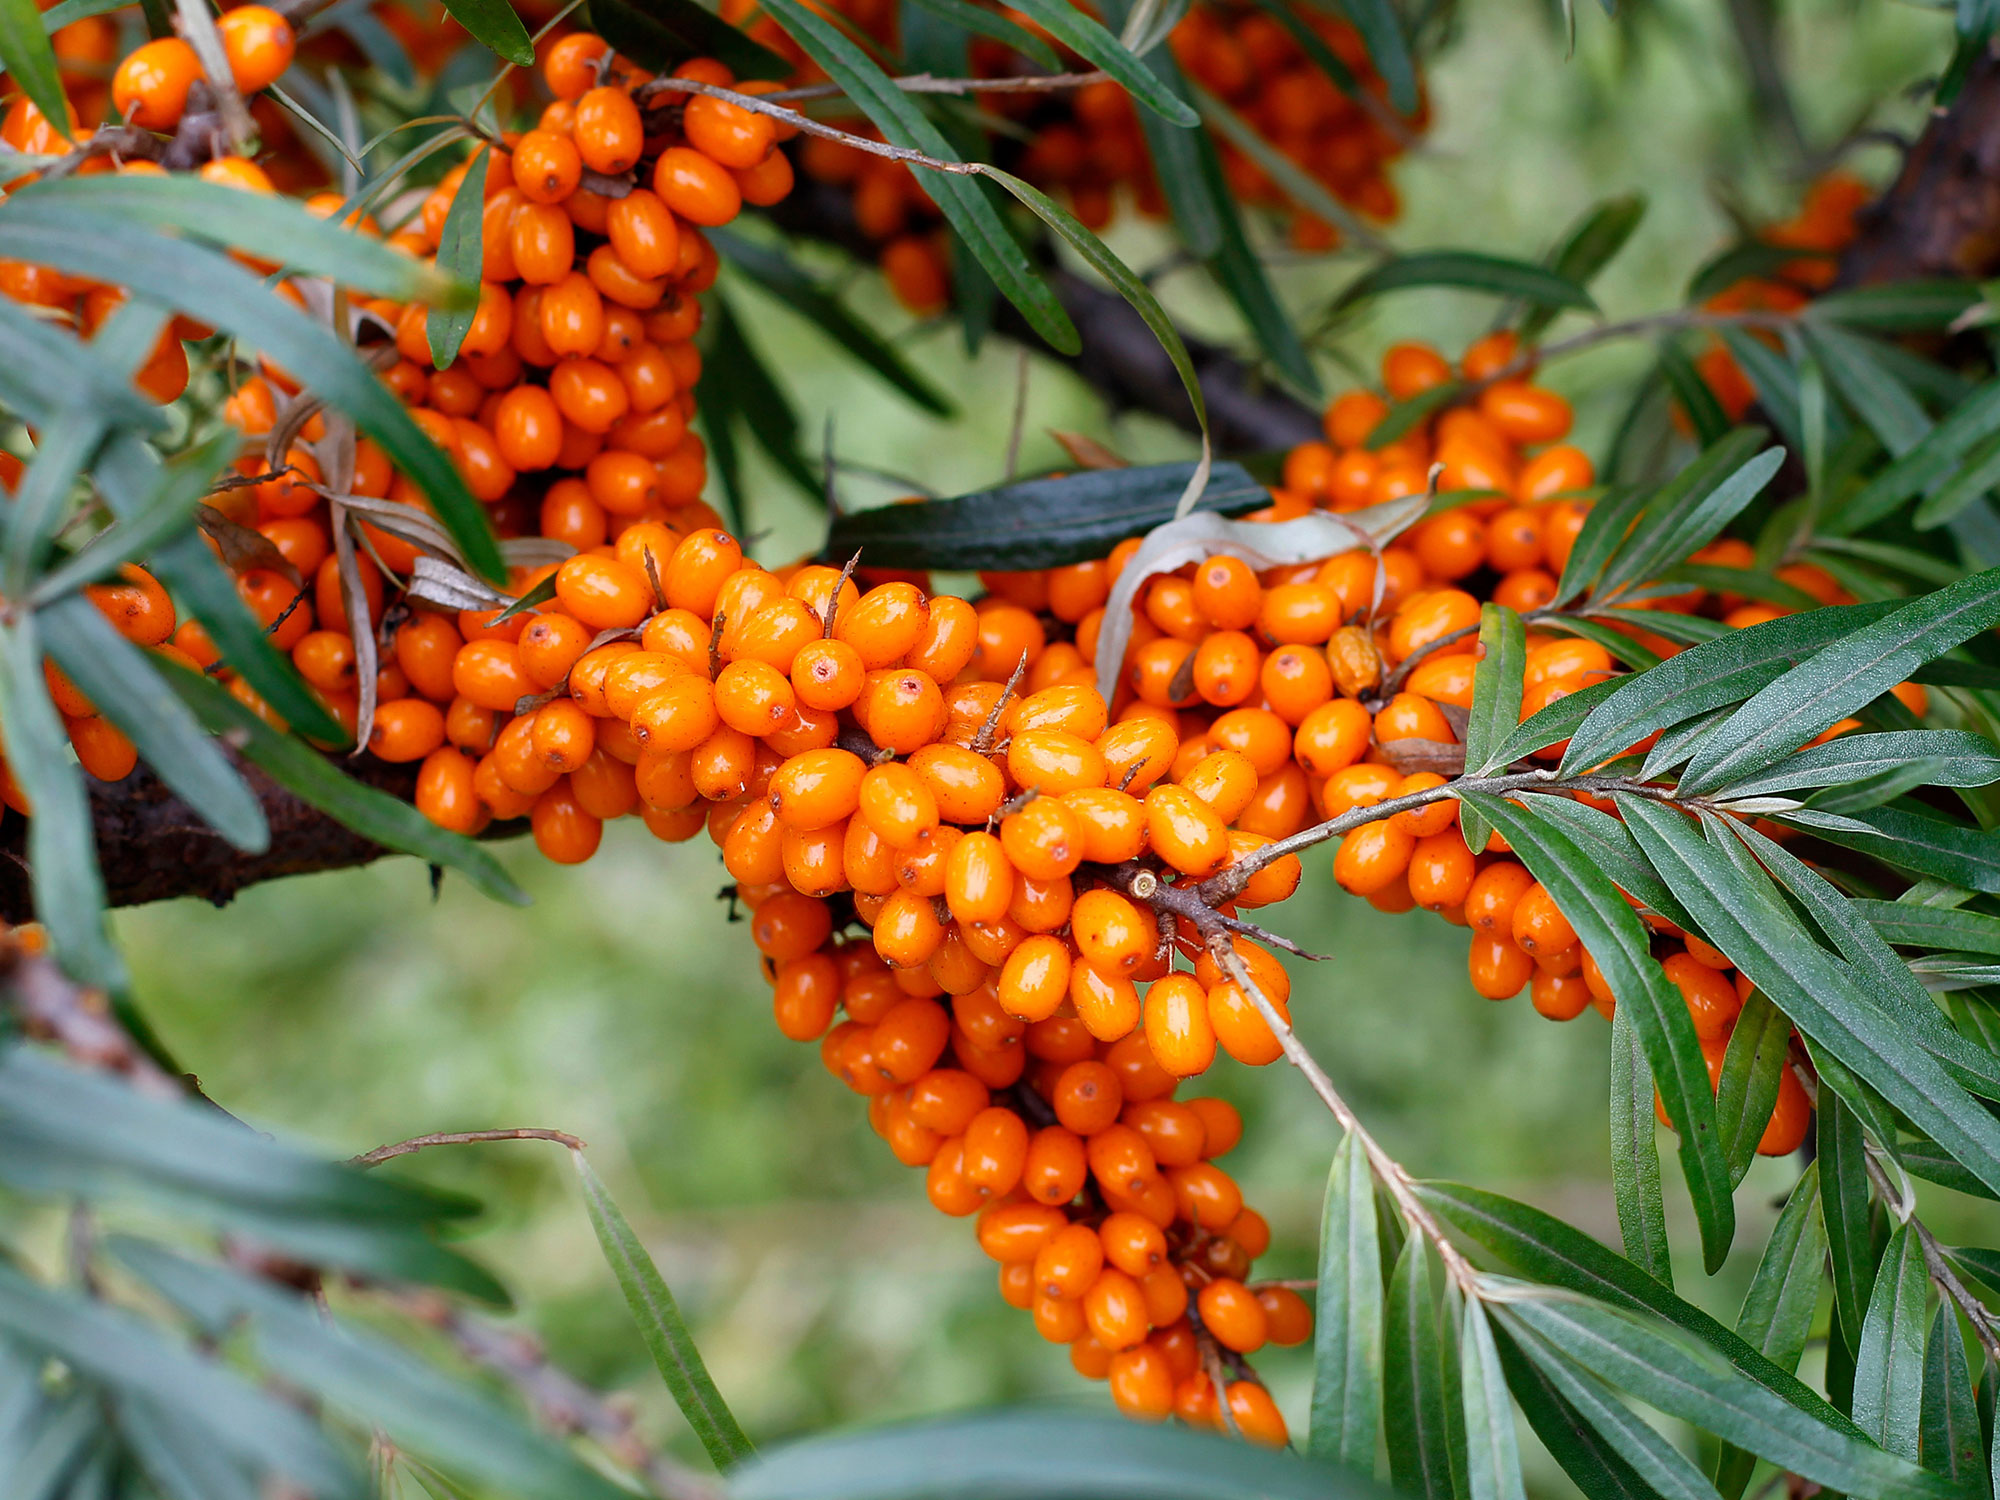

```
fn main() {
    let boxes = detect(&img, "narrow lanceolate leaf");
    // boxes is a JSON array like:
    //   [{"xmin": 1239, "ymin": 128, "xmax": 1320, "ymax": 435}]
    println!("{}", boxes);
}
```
[
  {"xmin": 1803, "ymin": 323, "xmax": 1932, "ymax": 457},
  {"xmin": 1913, "ymin": 427, "xmax": 2000, "ymax": 531},
  {"xmin": 1825, "ymin": 1086, "xmax": 1882, "ymax": 1354},
  {"xmin": 1851, "ymin": 1223, "xmax": 1928, "ymax": 1462},
  {"xmin": 1384, "ymin": 1237, "xmax": 1460, "ymax": 1500},
  {"xmin": 1517, "ymin": 194, "xmax": 1645, "ymax": 343},
  {"xmin": 1833, "ymin": 377, "xmax": 2000, "ymax": 534},
  {"xmin": 1660, "ymin": 339, "xmax": 1733, "ymax": 447},
  {"xmin": 1717, "ymin": 327, "xmax": 1804, "ymax": 452},
  {"xmin": 1713, "ymin": 990, "xmax": 1788, "ymax": 1186},
  {"xmin": 1487, "ymin": 1324, "xmax": 1661, "ymax": 1500},
  {"xmin": 586, "ymin": 0, "xmax": 790, "ymax": 79},
  {"xmin": 1463, "ymin": 605, "xmax": 1527, "ymax": 781},
  {"xmin": 1679, "ymin": 568, "xmax": 2000, "ymax": 794},
  {"xmin": 437, "ymin": 0, "xmax": 532, "ymax": 63},
  {"xmin": 1308, "ymin": 1132, "xmax": 1381, "ymax": 1471},
  {"xmin": 1477, "ymin": 673, "xmax": 1623, "ymax": 773},
  {"xmin": 1788, "ymin": 804, "xmax": 2000, "ymax": 894},
  {"xmin": 40, "ymin": 598, "xmax": 266, "ymax": 852},
  {"xmin": 573, "ymin": 1154, "xmax": 752, "ymax": 1470},
  {"xmin": 1560, "ymin": 603, "xmax": 1899, "ymax": 773},
  {"xmin": 1608, "ymin": 1004, "xmax": 1673, "ymax": 1286},
  {"xmin": 0, "ymin": 0, "xmax": 71, "ymax": 143},
  {"xmin": 757, "ymin": 0, "xmax": 1073, "ymax": 353},
  {"xmin": 1458, "ymin": 1300, "xmax": 1527, "ymax": 1500},
  {"xmin": 1708, "ymin": 730, "xmax": 2000, "ymax": 801},
  {"xmin": 1502, "ymin": 794, "xmax": 1690, "ymax": 928},
  {"xmin": 1502, "ymin": 1291, "xmax": 1970, "ymax": 1500},
  {"xmin": 1735, "ymin": 1164, "xmax": 1827, "ymax": 1378},
  {"xmin": 427, "ymin": 145, "xmax": 488, "ymax": 369},
  {"xmin": 162, "ymin": 664, "xmax": 525, "ymax": 904},
  {"xmin": 1591, "ymin": 430, "xmax": 1780, "ymax": 603},
  {"xmin": 1920, "ymin": 1305, "xmax": 1986, "ymax": 1485},
  {"xmin": 1001, "ymin": 0, "xmax": 1195, "ymax": 125},
  {"xmin": 1334, "ymin": 252, "xmax": 1596, "ymax": 316},
  {"xmin": 1856, "ymin": 899, "xmax": 2000, "ymax": 954},
  {"xmin": 1490, "ymin": 1310, "xmax": 1723, "ymax": 1500},
  {"xmin": 1812, "ymin": 280, "xmax": 1984, "ymax": 332},
  {"xmin": 0, "ymin": 620, "xmax": 123, "ymax": 994},
  {"xmin": 902, "ymin": 0, "xmax": 1059, "ymax": 66},
  {"xmin": 1464, "ymin": 793, "xmax": 1735, "ymax": 1271},
  {"xmin": 1333, "ymin": 0, "xmax": 1415, "ymax": 112}
]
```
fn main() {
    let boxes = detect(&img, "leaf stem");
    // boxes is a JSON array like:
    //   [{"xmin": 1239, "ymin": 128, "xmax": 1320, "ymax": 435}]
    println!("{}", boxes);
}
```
[{"xmin": 350, "ymin": 1128, "xmax": 587, "ymax": 1168}]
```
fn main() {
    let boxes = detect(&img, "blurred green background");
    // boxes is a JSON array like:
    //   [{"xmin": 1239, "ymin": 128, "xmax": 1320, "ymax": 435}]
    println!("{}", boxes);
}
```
[{"xmin": 112, "ymin": 1, "xmax": 1964, "ymax": 1490}]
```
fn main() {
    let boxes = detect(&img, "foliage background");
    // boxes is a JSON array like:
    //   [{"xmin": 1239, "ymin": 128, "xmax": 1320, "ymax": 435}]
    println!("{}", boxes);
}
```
[{"xmin": 45, "ymin": 2, "xmax": 1976, "ymax": 1490}]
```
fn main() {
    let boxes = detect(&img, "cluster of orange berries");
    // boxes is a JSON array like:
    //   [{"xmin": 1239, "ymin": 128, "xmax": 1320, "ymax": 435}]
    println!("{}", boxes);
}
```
[{"xmin": 757, "ymin": 0, "xmax": 1419, "ymax": 312}]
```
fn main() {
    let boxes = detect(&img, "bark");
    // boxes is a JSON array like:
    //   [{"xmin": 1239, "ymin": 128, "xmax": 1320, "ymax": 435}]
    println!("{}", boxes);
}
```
[{"xmin": 38, "ymin": 55, "xmax": 2000, "ymax": 917}]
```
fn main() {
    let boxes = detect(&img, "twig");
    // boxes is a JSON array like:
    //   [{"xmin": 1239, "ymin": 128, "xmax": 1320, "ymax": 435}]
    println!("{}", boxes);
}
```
[
  {"xmin": 823, "ymin": 548, "xmax": 862, "ymax": 639},
  {"xmin": 649, "ymin": 69, "xmax": 1108, "ymax": 108},
  {"xmin": 350, "ymin": 1128, "xmax": 587, "ymax": 1169},
  {"xmin": 1004, "ymin": 346, "xmax": 1031, "ymax": 481},
  {"xmin": 970, "ymin": 652, "xmax": 1028, "ymax": 755}
]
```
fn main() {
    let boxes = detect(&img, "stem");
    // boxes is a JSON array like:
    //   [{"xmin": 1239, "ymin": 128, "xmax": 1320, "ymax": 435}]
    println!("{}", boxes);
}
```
[
  {"xmin": 755, "ymin": 70, "xmax": 1108, "ymax": 104},
  {"xmin": 1486, "ymin": 309, "xmax": 1798, "ymax": 389},
  {"xmin": 350, "ymin": 1128, "xmax": 587, "ymax": 1168},
  {"xmin": 1860, "ymin": 1145, "xmax": 2000, "ymax": 1362}
]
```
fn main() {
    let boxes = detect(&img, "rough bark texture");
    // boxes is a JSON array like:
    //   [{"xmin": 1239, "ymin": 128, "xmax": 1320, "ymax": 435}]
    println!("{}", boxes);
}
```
[{"xmin": 32, "ymin": 55, "xmax": 2000, "ymax": 919}]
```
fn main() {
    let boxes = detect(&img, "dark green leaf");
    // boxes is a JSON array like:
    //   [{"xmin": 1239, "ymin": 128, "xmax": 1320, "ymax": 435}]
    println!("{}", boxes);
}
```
[
  {"xmin": 1920, "ymin": 1305, "xmax": 1986, "ymax": 1486},
  {"xmin": 1462, "ymin": 604, "xmax": 1526, "ymax": 786},
  {"xmin": 1540, "ymin": 611, "xmax": 1663, "ymax": 670},
  {"xmin": 1003, "ymin": 0, "xmax": 1196, "ymax": 125},
  {"xmin": 1714, "ymin": 989, "xmax": 1787, "ymax": 1185},
  {"xmin": 758, "ymin": 0, "xmax": 1074, "ymax": 351},
  {"xmin": 1787, "ymin": 803, "xmax": 2000, "ymax": 893},
  {"xmin": 1679, "ymin": 572, "xmax": 2000, "ymax": 792},
  {"xmin": 1206, "ymin": 172, "xmax": 1319, "ymax": 399},
  {"xmin": 1191, "ymin": 84, "xmax": 1377, "ymax": 253},
  {"xmin": 0, "ymin": 221, "xmax": 502, "ymax": 580},
  {"xmin": 1710, "ymin": 730, "xmax": 2000, "ymax": 801},
  {"xmin": 713, "ymin": 230, "xmax": 952, "ymax": 415},
  {"xmin": 112, "ymin": 1240, "xmax": 627, "ymax": 1500},
  {"xmin": 1732, "ymin": 1163, "xmax": 1826, "ymax": 1378},
  {"xmin": 1308, "ymin": 1131, "xmax": 1381, "ymax": 1470},
  {"xmin": 1553, "ymin": 482, "xmax": 1649, "ymax": 605},
  {"xmin": 1321, "ymin": 0, "xmax": 1415, "ymax": 113},
  {"xmin": 1503, "ymin": 1293, "xmax": 1964, "ymax": 1500},
  {"xmin": 0, "ymin": 1261, "xmax": 358, "ymax": 1498},
  {"xmin": 901, "ymin": 0, "xmax": 1058, "ymax": 67},
  {"xmin": 1458, "ymin": 1300, "xmax": 1526, "ymax": 1500},
  {"xmin": 1335, "ymin": 252, "xmax": 1597, "ymax": 315},
  {"xmin": 1519, "ymin": 195, "xmax": 1645, "ymax": 342},
  {"xmin": 1465, "ymin": 792, "xmax": 1735, "ymax": 1270},
  {"xmin": 1904, "ymin": 1139, "xmax": 2000, "ymax": 1201},
  {"xmin": 1366, "ymin": 383, "xmax": 1463, "ymax": 451},
  {"xmin": 1594, "ymin": 431, "xmax": 1782, "ymax": 603},
  {"xmin": 1803, "ymin": 323, "xmax": 1932, "ymax": 457},
  {"xmin": 162, "ymin": 664, "xmax": 526, "ymax": 904},
  {"xmin": 0, "ymin": 0, "xmax": 70, "ymax": 143},
  {"xmin": 437, "ymin": 0, "xmax": 532, "ymax": 62},
  {"xmin": 1654, "ymin": 562, "xmax": 1823, "ymax": 612},
  {"xmin": 1914, "ymin": 428, "xmax": 2000, "ymax": 531},
  {"xmin": 1811, "ymin": 281, "xmax": 1983, "ymax": 332},
  {"xmin": 1487, "ymin": 1324, "xmax": 1659, "ymax": 1500},
  {"xmin": 1384, "ymin": 1236, "xmax": 1460, "ymax": 1500},
  {"xmin": 118, "ymin": 1394, "xmax": 265, "ymax": 1500},
  {"xmin": 41, "ymin": 597, "xmax": 265, "ymax": 852},
  {"xmin": 575, "ymin": 1154, "xmax": 752, "ymax": 1470},
  {"xmin": 732, "ymin": 1410, "xmax": 1382, "ymax": 1500},
  {"xmin": 1607, "ymin": 1002, "xmax": 1673, "ymax": 1285},
  {"xmin": 1831, "ymin": 377, "xmax": 2000, "ymax": 535},
  {"xmin": 1855, "ymin": 899, "xmax": 2000, "ymax": 954},
  {"xmin": 1475, "ymin": 673, "xmax": 1623, "ymax": 772},
  {"xmin": 1851, "ymin": 1223, "xmax": 1927, "ymax": 1461},
  {"xmin": 1717, "ymin": 326, "xmax": 1803, "ymax": 453},
  {"xmin": 585, "ymin": 0, "xmax": 790, "ymax": 78},
  {"xmin": 707, "ymin": 293, "xmax": 821, "ymax": 503},
  {"xmin": 1495, "ymin": 793, "xmax": 1689, "ymax": 926},
  {"xmin": 1943, "ymin": 1245, "xmax": 2000, "ymax": 1301},
  {"xmin": 0, "ymin": 298, "xmax": 160, "ymax": 432},
  {"xmin": 426, "ymin": 145, "xmax": 488, "ymax": 368},
  {"xmin": 823, "ymin": 461, "xmax": 1262, "ymax": 571},
  {"xmin": 29, "ymin": 434, "xmax": 229, "ymax": 605},
  {"xmin": 0, "ymin": 620, "xmax": 122, "ymax": 993},
  {"xmin": 1659, "ymin": 340, "xmax": 1733, "ymax": 447},
  {"xmin": 1687, "ymin": 242, "xmax": 1827, "ymax": 304}
]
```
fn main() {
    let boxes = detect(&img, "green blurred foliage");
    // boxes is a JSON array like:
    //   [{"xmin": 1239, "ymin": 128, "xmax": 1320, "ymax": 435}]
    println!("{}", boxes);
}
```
[{"xmin": 109, "ymin": 1, "xmax": 1960, "ymax": 1492}]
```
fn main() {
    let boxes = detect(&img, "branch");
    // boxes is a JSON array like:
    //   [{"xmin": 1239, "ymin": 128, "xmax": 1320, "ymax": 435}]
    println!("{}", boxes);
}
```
[{"xmin": 351, "ymin": 1128, "xmax": 587, "ymax": 1168}]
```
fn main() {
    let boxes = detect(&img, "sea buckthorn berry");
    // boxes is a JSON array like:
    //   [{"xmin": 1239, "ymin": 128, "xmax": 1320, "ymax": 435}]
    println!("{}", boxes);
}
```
[
  {"xmin": 683, "ymin": 91, "xmax": 777, "ymax": 170},
  {"xmin": 573, "ymin": 85, "xmax": 643, "ymax": 174},
  {"xmin": 1072, "ymin": 891, "xmax": 1153, "ymax": 977},
  {"xmin": 1000, "ymin": 797, "xmax": 1082, "ymax": 881},
  {"xmin": 543, "ymin": 32, "xmax": 609, "ymax": 99},
  {"xmin": 1464, "ymin": 860, "xmax": 1535, "ymax": 934},
  {"xmin": 855, "ymin": 762, "xmax": 935, "ymax": 847},
  {"xmin": 1096, "ymin": 717, "xmax": 1178, "ymax": 795},
  {"xmin": 977, "ymin": 1202, "xmax": 1066, "ymax": 1263},
  {"xmin": 860, "ymin": 669, "xmax": 946, "ymax": 755},
  {"xmin": 216, "ymin": 5, "xmax": 294, "ymax": 93},
  {"xmin": 1469, "ymin": 932, "xmax": 1535, "ymax": 1000},
  {"xmin": 905, "ymin": 743, "xmax": 1003, "ymax": 824},
  {"xmin": 1142, "ymin": 974, "xmax": 1215, "ymax": 1078},
  {"xmin": 943, "ymin": 831, "xmax": 1014, "ymax": 925},
  {"xmin": 1510, "ymin": 882, "xmax": 1577, "ymax": 959},
  {"xmin": 1021, "ymin": 1125, "xmax": 1087, "ymax": 1205},
  {"xmin": 1225, "ymin": 1382, "xmax": 1288, "ymax": 1447},
  {"xmin": 1383, "ymin": 342, "xmax": 1453, "ymax": 400},
  {"xmin": 1196, "ymin": 1278, "xmax": 1266, "ymax": 1353},
  {"xmin": 1082, "ymin": 1268, "xmax": 1150, "ymax": 1351},
  {"xmin": 873, "ymin": 888, "xmax": 947, "ymax": 969},
  {"xmin": 997, "ymin": 935, "xmax": 1071, "ymax": 1022},
  {"xmin": 653, "ymin": 146, "xmax": 742, "ymax": 225},
  {"xmin": 1143, "ymin": 784, "xmax": 1229, "ymax": 878},
  {"xmin": 1532, "ymin": 969, "xmax": 1593, "ymax": 1021},
  {"xmin": 1260, "ymin": 644, "xmax": 1335, "ymax": 724},
  {"xmin": 1069, "ymin": 963, "xmax": 1140, "ymax": 1041},
  {"xmin": 512, "ymin": 129, "xmax": 583, "ymax": 203},
  {"xmin": 714, "ymin": 658, "xmax": 795, "ymax": 736},
  {"xmin": 769, "ymin": 747, "xmax": 865, "ymax": 829},
  {"xmin": 604, "ymin": 653, "xmax": 690, "ymax": 720},
  {"xmin": 836, "ymin": 582, "xmax": 929, "ymax": 668},
  {"xmin": 1208, "ymin": 708, "xmax": 1291, "ymax": 778},
  {"xmin": 416, "ymin": 747, "xmax": 483, "ymax": 834},
  {"xmin": 1208, "ymin": 979, "xmax": 1288, "ymax": 1066},
  {"xmin": 1035, "ymin": 1223, "xmax": 1104, "ymax": 1302},
  {"xmin": 1052, "ymin": 1060, "xmax": 1123, "ymax": 1135},
  {"xmin": 113, "ymin": 38, "xmax": 201, "ymax": 129},
  {"xmin": 631, "ymin": 676, "xmax": 720, "ymax": 752}
]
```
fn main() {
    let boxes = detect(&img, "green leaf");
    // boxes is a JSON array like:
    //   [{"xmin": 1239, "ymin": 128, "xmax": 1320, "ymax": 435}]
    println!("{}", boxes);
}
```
[
  {"xmin": 1717, "ymin": 326, "xmax": 1804, "ymax": 453},
  {"xmin": 1308, "ymin": 1131, "xmax": 1381, "ymax": 1470},
  {"xmin": 758, "ymin": 0, "xmax": 1074, "ymax": 352},
  {"xmin": 29, "ymin": 435, "xmax": 229, "ymax": 606},
  {"xmin": 1519, "ymin": 195, "xmax": 1645, "ymax": 343},
  {"xmin": 707, "ymin": 292, "xmax": 821, "ymax": 504},
  {"xmin": 1475, "ymin": 673, "xmax": 1623, "ymax": 772},
  {"xmin": 1659, "ymin": 340, "xmax": 1733, "ymax": 448},
  {"xmin": 1002, "ymin": 0, "xmax": 1195, "ymax": 125},
  {"xmin": 1205, "ymin": 166, "xmax": 1319, "ymax": 399},
  {"xmin": 824, "ymin": 461, "xmax": 1262, "ymax": 571},
  {"xmin": 0, "ymin": 620, "xmax": 123, "ymax": 993},
  {"xmin": 111, "ymin": 1240, "xmax": 629, "ymax": 1500},
  {"xmin": 1335, "ymin": 252, "xmax": 1597, "ymax": 315},
  {"xmin": 0, "ymin": 1260, "xmax": 358, "ymax": 1498},
  {"xmin": 1914, "ymin": 428, "xmax": 2000, "ymax": 531},
  {"xmin": 1852, "ymin": 1222, "xmax": 1928, "ymax": 1461},
  {"xmin": 1323, "ymin": 0, "xmax": 1416, "ymax": 113},
  {"xmin": 1677, "ymin": 573, "xmax": 2000, "ymax": 791},
  {"xmin": 1811, "ymin": 281, "xmax": 1983, "ymax": 332},
  {"xmin": 118, "ymin": 1394, "xmax": 265, "ymax": 1500},
  {"xmin": 1607, "ymin": 998, "xmax": 1674, "ymax": 1284},
  {"xmin": 1784, "ymin": 802, "xmax": 2000, "ymax": 894},
  {"xmin": 1713, "ymin": 989, "xmax": 1787, "ymax": 1186},
  {"xmin": 0, "ymin": 221, "xmax": 502, "ymax": 581},
  {"xmin": 0, "ymin": 0, "xmax": 70, "ymax": 143},
  {"xmin": 0, "ymin": 298, "xmax": 161, "ymax": 433},
  {"xmin": 1367, "ymin": 383, "xmax": 1462, "ymax": 451},
  {"xmin": 1803, "ymin": 323, "xmax": 1933, "ymax": 457},
  {"xmin": 574, "ymin": 1153, "xmax": 752, "ymax": 1470},
  {"xmin": 40, "ymin": 597, "xmax": 265, "ymax": 852},
  {"xmin": 1384, "ymin": 1236, "xmax": 1461, "ymax": 1500},
  {"xmin": 1487, "ymin": 1324, "xmax": 1661, "ymax": 1500},
  {"xmin": 1731, "ymin": 1162, "xmax": 1826, "ymax": 1381},
  {"xmin": 971, "ymin": 168, "xmax": 1212, "ymax": 446},
  {"xmin": 713, "ymin": 230, "xmax": 953, "ymax": 415},
  {"xmin": 1490, "ymin": 1310, "xmax": 1724, "ymax": 1500},
  {"xmin": 1458, "ymin": 1300, "xmax": 1526, "ymax": 1500},
  {"xmin": 1496, "ymin": 793, "xmax": 1691, "ymax": 927},
  {"xmin": 1593, "ymin": 431, "xmax": 1782, "ymax": 603},
  {"xmin": 585, "ymin": 0, "xmax": 790, "ymax": 78},
  {"xmin": 1552, "ymin": 483, "xmax": 1648, "ymax": 605},
  {"xmin": 1686, "ymin": 242, "xmax": 1827, "ymax": 304},
  {"xmin": 1539, "ymin": 611, "xmax": 1663, "ymax": 671},
  {"xmin": 1855, "ymin": 899, "xmax": 2000, "ymax": 954},
  {"xmin": 437, "ymin": 0, "xmax": 532, "ymax": 62},
  {"xmin": 1463, "ymin": 792, "xmax": 1735, "ymax": 1271},
  {"xmin": 1832, "ymin": 377, "xmax": 2000, "ymax": 534},
  {"xmin": 1502, "ymin": 1291, "xmax": 1966, "ymax": 1500},
  {"xmin": 1462, "ymin": 605, "xmax": 1527, "ymax": 787},
  {"xmin": 162, "ymin": 664, "xmax": 526, "ymax": 905},
  {"xmin": 1620, "ymin": 796, "xmax": 2000, "ymax": 1201},
  {"xmin": 1654, "ymin": 562, "xmax": 1823, "ymax": 612},
  {"xmin": 426, "ymin": 146, "xmax": 488, "ymax": 369},
  {"xmin": 901, "ymin": 0, "xmax": 1058, "ymax": 67},
  {"xmin": 1416, "ymin": 1182, "xmax": 1861, "ymax": 1437},
  {"xmin": 1190, "ymin": 84, "xmax": 1379, "ymax": 252},
  {"xmin": 1709, "ymin": 730, "xmax": 2000, "ymax": 801},
  {"xmin": 1920, "ymin": 1304, "xmax": 1986, "ymax": 1486},
  {"xmin": 731, "ymin": 1410, "xmax": 1383, "ymax": 1500}
]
